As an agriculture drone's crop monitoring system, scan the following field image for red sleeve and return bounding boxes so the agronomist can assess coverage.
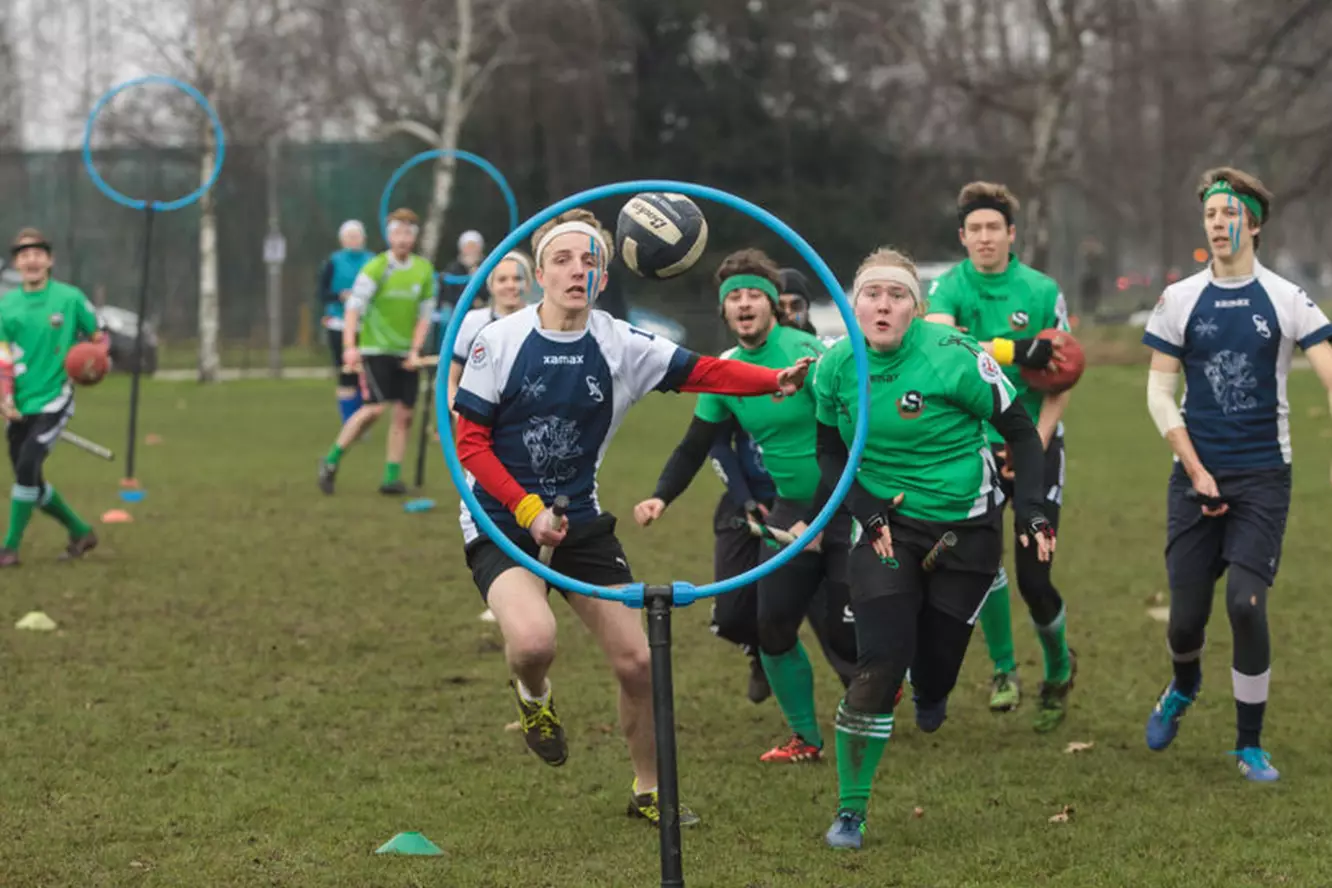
[679,355,781,395]
[456,416,530,511]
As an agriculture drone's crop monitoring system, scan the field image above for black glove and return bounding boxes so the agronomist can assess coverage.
[1010,336,1055,370]
[854,494,902,541]
[1184,489,1227,509]
[1020,512,1056,543]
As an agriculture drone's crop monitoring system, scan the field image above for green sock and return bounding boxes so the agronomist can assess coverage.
[325,443,345,466]
[383,462,401,484]
[1035,605,1072,684]
[759,641,822,748]
[834,700,893,816]
[4,484,40,550]
[978,568,1017,674]
[39,485,92,538]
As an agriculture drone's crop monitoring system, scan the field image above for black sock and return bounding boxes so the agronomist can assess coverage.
[1236,700,1265,750]
[1172,658,1202,696]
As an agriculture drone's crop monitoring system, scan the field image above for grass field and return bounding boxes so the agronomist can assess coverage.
[5,365,1332,888]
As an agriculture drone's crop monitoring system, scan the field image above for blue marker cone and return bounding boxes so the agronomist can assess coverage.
[375,831,443,856]
[404,498,436,513]
[119,490,146,504]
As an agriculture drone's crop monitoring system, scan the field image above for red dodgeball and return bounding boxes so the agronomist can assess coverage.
[1020,329,1085,394]
[65,342,110,386]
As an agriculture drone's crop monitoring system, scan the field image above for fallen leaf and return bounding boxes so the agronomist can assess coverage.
[144,434,163,445]
[129,859,153,870]
[911,806,924,819]
[1064,741,1095,754]
[1048,804,1074,823]
[1146,591,1165,605]
[1147,606,1170,622]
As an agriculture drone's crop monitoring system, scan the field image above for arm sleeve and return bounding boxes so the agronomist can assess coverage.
[950,347,1019,420]
[417,266,438,321]
[1142,289,1187,357]
[926,276,958,318]
[346,272,377,315]
[679,355,781,395]
[317,259,334,306]
[456,416,530,511]
[988,398,1046,526]
[452,314,478,365]
[651,415,727,506]
[804,420,886,528]
[707,425,756,509]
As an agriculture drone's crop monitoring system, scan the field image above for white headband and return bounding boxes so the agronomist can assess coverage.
[534,221,610,267]
[387,219,420,236]
[853,266,921,305]
[339,220,365,239]
[487,251,534,290]
[459,229,484,249]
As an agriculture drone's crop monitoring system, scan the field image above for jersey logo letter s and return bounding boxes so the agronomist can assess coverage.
[897,390,925,419]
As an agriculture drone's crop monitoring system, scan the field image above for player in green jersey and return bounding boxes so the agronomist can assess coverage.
[0,229,105,567]
[924,181,1076,729]
[635,248,862,765]
[812,247,1055,850]
[318,208,436,496]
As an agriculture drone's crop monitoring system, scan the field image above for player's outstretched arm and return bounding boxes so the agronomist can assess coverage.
[1302,340,1332,487]
[1036,389,1071,449]
[635,415,730,526]
[676,354,812,396]
[1146,349,1226,514]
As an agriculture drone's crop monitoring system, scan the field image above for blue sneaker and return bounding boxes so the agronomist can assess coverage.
[1145,680,1197,751]
[825,810,866,850]
[914,696,948,733]
[1232,747,1280,782]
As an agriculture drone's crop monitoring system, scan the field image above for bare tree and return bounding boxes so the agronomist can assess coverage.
[0,0,22,149]
[337,0,521,263]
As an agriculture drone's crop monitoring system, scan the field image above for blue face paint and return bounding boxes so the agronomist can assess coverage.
[586,234,600,304]
[1228,194,1241,255]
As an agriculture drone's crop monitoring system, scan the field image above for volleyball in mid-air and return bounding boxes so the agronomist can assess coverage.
[615,192,709,279]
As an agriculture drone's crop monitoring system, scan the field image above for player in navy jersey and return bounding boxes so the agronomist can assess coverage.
[1141,166,1332,782]
[452,208,814,826]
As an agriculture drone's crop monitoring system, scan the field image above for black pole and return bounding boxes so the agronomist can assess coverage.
[125,207,154,482]
[644,584,684,888]
[412,362,436,490]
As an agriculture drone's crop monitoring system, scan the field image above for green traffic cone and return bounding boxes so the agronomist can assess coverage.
[375,831,444,856]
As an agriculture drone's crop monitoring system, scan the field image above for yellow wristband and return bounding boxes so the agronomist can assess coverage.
[992,338,1015,366]
[514,493,545,529]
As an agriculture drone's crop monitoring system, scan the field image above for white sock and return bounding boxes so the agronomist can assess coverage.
[517,679,549,705]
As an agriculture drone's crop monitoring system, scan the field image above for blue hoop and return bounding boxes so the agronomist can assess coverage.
[378,149,520,284]
[81,76,227,212]
[437,180,870,608]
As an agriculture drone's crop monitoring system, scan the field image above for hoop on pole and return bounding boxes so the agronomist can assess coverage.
[435,180,870,609]
[377,149,520,284]
[81,75,227,489]
[435,180,869,888]
[81,75,226,211]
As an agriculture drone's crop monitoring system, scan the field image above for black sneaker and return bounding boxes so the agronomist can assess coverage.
[747,655,771,704]
[379,480,407,495]
[0,547,18,567]
[318,461,337,495]
[509,679,568,766]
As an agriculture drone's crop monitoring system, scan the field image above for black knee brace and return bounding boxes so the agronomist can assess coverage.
[845,663,904,714]
[757,616,802,657]
[1226,565,1270,674]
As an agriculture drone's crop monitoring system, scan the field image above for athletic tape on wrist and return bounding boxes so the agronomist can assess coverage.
[992,338,1016,365]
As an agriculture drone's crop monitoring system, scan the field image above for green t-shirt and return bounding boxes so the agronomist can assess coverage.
[926,255,1068,443]
[350,253,437,355]
[694,324,826,501]
[813,319,1018,523]
[0,280,100,415]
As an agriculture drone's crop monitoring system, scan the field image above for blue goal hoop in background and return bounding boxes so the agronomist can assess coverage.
[377,149,520,285]
[435,180,870,609]
[81,75,226,212]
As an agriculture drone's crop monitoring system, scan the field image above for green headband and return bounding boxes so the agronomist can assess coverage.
[718,274,779,305]
[1203,181,1263,222]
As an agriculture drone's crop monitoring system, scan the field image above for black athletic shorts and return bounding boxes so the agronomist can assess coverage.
[848,510,1002,625]
[1165,464,1291,588]
[710,496,763,648]
[7,401,74,481]
[994,434,1064,532]
[465,512,635,603]
[326,328,343,368]
[360,354,420,407]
